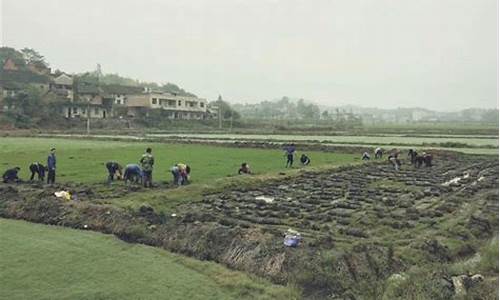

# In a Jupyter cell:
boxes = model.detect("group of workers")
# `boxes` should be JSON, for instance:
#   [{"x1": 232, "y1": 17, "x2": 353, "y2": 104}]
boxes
[
  {"x1": 1, "y1": 147, "x2": 192, "y2": 187},
  {"x1": 2, "y1": 148, "x2": 56, "y2": 184},
  {"x1": 105, "y1": 148, "x2": 192, "y2": 187},
  {"x1": 361, "y1": 147, "x2": 433, "y2": 171},
  {"x1": 3, "y1": 143, "x2": 434, "y2": 185},
  {"x1": 2, "y1": 144, "x2": 314, "y2": 186},
  {"x1": 283, "y1": 143, "x2": 311, "y2": 168}
]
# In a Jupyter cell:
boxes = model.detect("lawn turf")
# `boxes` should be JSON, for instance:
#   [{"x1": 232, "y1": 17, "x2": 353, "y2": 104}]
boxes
[
  {"x1": 0, "y1": 137, "x2": 358, "y2": 184},
  {"x1": 0, "y1": 218, "x2": 298, "y2": 300}
]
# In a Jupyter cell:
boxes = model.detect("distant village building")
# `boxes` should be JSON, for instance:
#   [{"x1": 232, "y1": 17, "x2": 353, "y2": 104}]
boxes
[
  {"x1": 50, "y1": 74, "x2": 74, "y2": 101},
  {"x1": 101, "y1": 84, "x2": 143, "y2": 106},
  {"x1": 126, "y1": 91, "x2": 208, "y2": 119},
  {"x1": 62, "y1": 100, "x2": 110, "y2": 119},
  {"x1": 0, "y1": 54, "x2": 210, "y2": 121},
  {"x1": 0, "y1": 69, "x2": 50, "y2": 101},
  {"x1": 57, "y1": 78, "x2": 112, "y2": 119}
]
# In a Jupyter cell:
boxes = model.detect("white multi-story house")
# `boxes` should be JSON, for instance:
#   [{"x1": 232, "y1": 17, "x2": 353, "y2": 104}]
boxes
[{"x1": 126, "y1": 91, "x2": 208, "y2": 119}]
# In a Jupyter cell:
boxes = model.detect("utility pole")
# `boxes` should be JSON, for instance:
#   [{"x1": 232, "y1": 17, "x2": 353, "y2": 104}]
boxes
[
  {"x1": 86, "y1": 104, "x2": 90, "y2": 135},
  {"x1": 229, "y1": 108, "x2": 233, "y2": 132},
  {"x1": 218, "y1": 105, "x2": 222, "y2": 129}
]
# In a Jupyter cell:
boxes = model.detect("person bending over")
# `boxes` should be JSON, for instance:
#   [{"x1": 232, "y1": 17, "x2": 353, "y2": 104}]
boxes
[
  {"x1": 423, "y1": 153, "x2": 433, "y2": 167},
  {"x1": 3, "y1": 167, "x2": 20, "y2": 183},
  {"x1": 408, "y1": 149, "x2": 418, "y2": 165},
  {"x1": 105, "y1": 161, "x2": 123, "y2": 183},
  {"x1": 29, "y1": 162, "x2": 46, "y2": 181},
  {"x1": 388, "y1": 153, "x2": 401, "y2": 171},
  {"x1": 171, "y1": 163, "x2": 191, "y2": 186},
  {"x1": 123, "y1": 164, "x2": 143, "y2": 184},
  {"x1": 178, "y1": 163, "x2": 191, "y2": 185},
  {"x1": 300, "y1": 154, "x2": 311, "y2": 165},
  {"x1": 362, "y1": 152, "x2": 371, "y2": 161},
  {"x1": 238, "y1": 163, "x2": 252, "y2": 174}
]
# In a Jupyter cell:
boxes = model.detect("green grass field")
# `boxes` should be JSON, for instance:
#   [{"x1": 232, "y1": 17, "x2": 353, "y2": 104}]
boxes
[
  {"x1": 0, "y1": 218, "x2": 297, "y2": 300},
  {"x1": 0, "y1": 137, "x2": 357, "y2": 184}
]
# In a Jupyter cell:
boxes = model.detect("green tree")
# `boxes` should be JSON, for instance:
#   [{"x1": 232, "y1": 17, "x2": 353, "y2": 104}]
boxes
[
  {"x1": 0, "y1": 47, "x2": 26, "y2": 67},
  {"x1": 296, "y1": 99, "x2": 320, "y2": 119},
  {"x1": 212, "y1": 95, "x2": 241, "y2": 119},
  {"x1": 481, "y1": 109, "x2": 499, "y2": 124},
  {"x1": 4, "y1": 86, "x2": 44, "y2": 117},
  {"x1": 20, "y1": 48, "x2": 48, "y2": 67},
  {"x1": 99, "y1": 73, "x2": 141, "y2": 86},
  {"x1": 321, "y1": 110, "x2": 330, "y2": 120}
]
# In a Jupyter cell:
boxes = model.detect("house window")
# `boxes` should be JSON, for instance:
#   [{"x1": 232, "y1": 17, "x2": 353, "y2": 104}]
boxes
[
  {"x1": 200, "y1": 103, "x2": 205, "y2": 108},
  {"x1": 178, "y1": 100, "x2": 182, "y2": 106},
  {"x1": 152, "y1": 98, "x2": 157, "y2": 104},
  {"x1": 189, "y1": 102, "x2": 194, "y2": 107},
  {"x1": 73, "y1": 107, "x2": 77, "y2": 114}
]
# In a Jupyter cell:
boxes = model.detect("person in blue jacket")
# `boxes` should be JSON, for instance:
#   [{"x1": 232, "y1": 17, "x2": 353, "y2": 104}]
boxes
[
  {"x1": 284, "y1": 143, "x2": 296, "y2": 168},
  {"x1": 47, "y1": 148, "x2": 57, "y2": 184},
  {"x1": 123, "y1": 164, "x2": 143, "y2": 184}
]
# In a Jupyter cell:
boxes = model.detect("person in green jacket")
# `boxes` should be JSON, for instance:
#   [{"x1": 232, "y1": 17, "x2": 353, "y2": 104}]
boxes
[{"x1": 140, "y1": 147, "x2": 154, "y2": 188}]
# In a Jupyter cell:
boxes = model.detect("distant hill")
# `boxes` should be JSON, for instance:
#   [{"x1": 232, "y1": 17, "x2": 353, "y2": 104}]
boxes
[
  {"x1": 78, "y1": 72, "x2": 197, "y2": 97},
  {"x1": 1, "y1": 46, "x2": 197, "y2": 97}
]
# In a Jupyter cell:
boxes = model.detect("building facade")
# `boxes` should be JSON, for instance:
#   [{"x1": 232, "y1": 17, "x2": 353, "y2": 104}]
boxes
[
  {"x1": 126, "y1": 92, "x2": 208, "y2": 119},
  {"x1": 50, "y1": 74, "x2": 74, "y2": 101}
]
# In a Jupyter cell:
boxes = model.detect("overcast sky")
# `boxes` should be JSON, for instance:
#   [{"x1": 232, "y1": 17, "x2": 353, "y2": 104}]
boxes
[{"x1": 1, "y1": 0, "x2": 498, "y2": 110}]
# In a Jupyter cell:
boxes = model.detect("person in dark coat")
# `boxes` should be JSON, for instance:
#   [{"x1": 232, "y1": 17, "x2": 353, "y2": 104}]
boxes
[
  {"x1": 47, "y1": 148, "x2": 56, "y2": 184},
  {"x1": 415, "y1": 155, "x2": 425, "y2": 168},
  {"x1": 423, "y1": 153, "x2": 433, "y2": 167},
  {"x1": 238, "y1": 163, "x2": 252, "y2": 174},
  {"x1": 3, "y1": 167, "x2": 20, "y2": 183},
  {"x1": 362, "y1": 152, "x2": 371, "y2": 161},
  {"x1": 29, "y1": 162, "x2": 46, "y2": 181},
  {"x1": 408, "y1": 149, "x2": 418, "y2": 165},
  {"x1": 105, "y1": 161, "x2": 123, "y2": 183},
  {"x1": 388, "y1": 152, "x2": 401, "y2": 171},
  {"x1": 300, "y1": 154, "x2": 311, "y2": 165}
]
